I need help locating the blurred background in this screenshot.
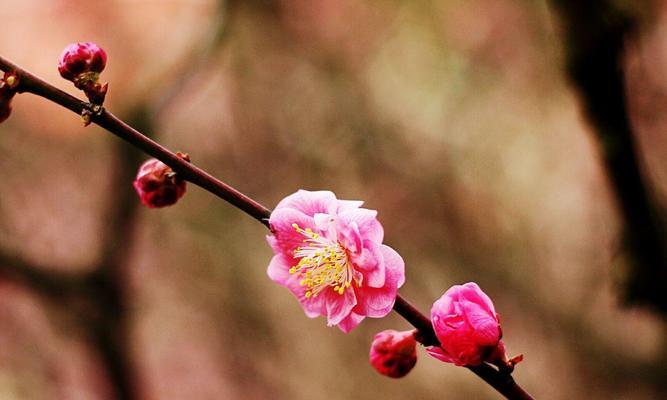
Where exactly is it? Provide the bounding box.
[1,0,666,399]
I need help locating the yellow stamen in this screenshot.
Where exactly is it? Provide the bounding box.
[290,222,356,298]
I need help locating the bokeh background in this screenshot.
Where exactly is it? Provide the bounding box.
[1,0,666,399]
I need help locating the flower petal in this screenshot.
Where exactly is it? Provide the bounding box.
[336,200,364,212]
[267,254,325,318]
[425,347,461,365]
[267,254,292,285]
[336,220,363,254]
[353,285,397,318]
[351,240,385,288]
[381,244,405,288]
[353,287,396,317]
[274,190,338,216]
[459,302,500,345]
[338,208,384,243]
[325,289,357,326]
[268,208,319,255]
[352,244,404,317]
[301,293,327,319]
[337,312,365,333]
[458,282,497,315]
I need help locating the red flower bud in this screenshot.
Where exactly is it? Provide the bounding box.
[0,72,18,124]
[58,42,108,105]
[58,42,106,81]
[426,282,521,369]
[369,330,417,378]
[133,156,189,208]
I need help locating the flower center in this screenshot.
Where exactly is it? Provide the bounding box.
[289,223,355,298]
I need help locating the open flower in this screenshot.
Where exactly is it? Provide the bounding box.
[369,329,417,378]
[266,190,405,332]
[426,282,509,367]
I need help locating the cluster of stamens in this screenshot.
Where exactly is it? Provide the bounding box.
[289,223,354,298]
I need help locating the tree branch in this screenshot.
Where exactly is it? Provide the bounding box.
[549,0,667,314]
[0,54,534,400]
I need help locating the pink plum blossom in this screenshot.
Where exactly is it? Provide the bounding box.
[426,282,508,367]
[266,190,405,332]
[369,329,417,378]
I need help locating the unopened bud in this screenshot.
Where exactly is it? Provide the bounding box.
[58,42,108,105]
[369,330,417,378]
[427,283,518,368]
[4,74,17,89]
[58,42,106,80]
[0,72,18,124]
[80,110,92,126]
[133,155,189,208]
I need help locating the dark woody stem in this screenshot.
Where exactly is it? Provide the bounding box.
[392,295,438,346]
[0,54,534,400]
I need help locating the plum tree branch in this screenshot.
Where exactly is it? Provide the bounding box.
[0,54,534,400]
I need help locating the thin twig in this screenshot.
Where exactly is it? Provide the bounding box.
[0,54,534,400]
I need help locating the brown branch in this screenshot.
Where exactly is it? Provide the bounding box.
[78,109,151,400]
[468,364,535,400]
[0,248,137,399]
[0,55,272,227]
[0,54,534,400]
[0,252,89,298]
[549,0,667,314]
[0,131,144,400]
[393,295,438,346]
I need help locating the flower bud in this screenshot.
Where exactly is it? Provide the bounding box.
[58,42,106,81]
[0,72,18,124]
[58,42,108,105]
[426,282,512,367]
[369,329,417,378]
[133,155,189,208]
